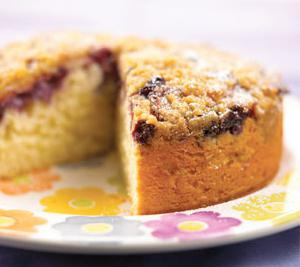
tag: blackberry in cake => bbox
[0,33,284,214]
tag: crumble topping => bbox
[0,33,284,144]
[119,42,284,144]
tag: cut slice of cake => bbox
[117,38,284,214]
[0,33,284,215]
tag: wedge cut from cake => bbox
[0,33,284,214]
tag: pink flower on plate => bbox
[144,211,241,240]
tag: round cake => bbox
[0,33,284,214]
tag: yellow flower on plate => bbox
[177,221,208,232]
[40,187,127,215]
[233,192,286,221]
[81,223,114,234]
[0,209,46,234]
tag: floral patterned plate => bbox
[0,96,299,254]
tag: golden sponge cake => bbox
[0,33,284,214]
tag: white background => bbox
[0,0,299,90]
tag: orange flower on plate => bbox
[40,187,128,216]
[0,169,60,195]
[0,209,46,234]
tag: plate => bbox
[0,96,299,254]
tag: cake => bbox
[0,33,284,214]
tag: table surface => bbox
[0,0,299,266]
[0,227,299,267]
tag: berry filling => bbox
[89,48,117,77]
[0,68,67,121]
[132,120,156,145]
[0,47,117,122]
[203,106,254,137]
[139,76,166,98]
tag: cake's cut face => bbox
[0,33,118,177]
[0,33,284,215]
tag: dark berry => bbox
[139,76,166,98]
[203,121,221,137]
[90,48,112,64]
[132,120,156,144]
[32,67,67,102]
[4,93,31,111]
[139,86,154,98]
[221,107,245,135]
[89,48,116,75]
[203,105,251,137]
[229,124,243,135]
[149,76,166,86]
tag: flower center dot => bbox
[262,202,285,213]
[13,175,31,185]
[0,216,16,228]
[69,198,96,209]
[177,221,207,232]
[82,223,113,234]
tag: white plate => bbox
[0,96,299,254]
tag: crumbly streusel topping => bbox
[0,33,284,143]
[118,38,285,143]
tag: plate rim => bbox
[0,216,299,254]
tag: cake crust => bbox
[132,109,282,214]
